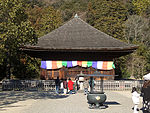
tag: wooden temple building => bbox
[21,15,138,80]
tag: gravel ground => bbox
[0,91,143,113]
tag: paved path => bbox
[0,91,143,113]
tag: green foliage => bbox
[87,0,128,40]
[115,56,131,79]
[0,0,39,80]
[132,0,150,15]
[27,5,62,37]
[12,55,40,80]
[53,0,89,21]
[145,49,150,72]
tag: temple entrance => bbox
[40,66,115,80]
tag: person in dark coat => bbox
[55,77,60,94]
[141,80,150,113]
[89,77,95,92]
[63,78,68,94]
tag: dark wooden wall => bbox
[40,66,115,80]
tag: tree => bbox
[123,15,150,79]
[53,0,89,21]
[27,5,62,37]
[132,0,150,15]
[86,0,128,40]
[0,0,38,80]
[124,15,150,45]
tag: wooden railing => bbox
[2,80,143,91]
[94,80,143,91]
[2,80,56,91]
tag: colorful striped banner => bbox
[77,61,82,66]
[72,61,78,67]
[87,61,92,67]
[52,61,57,69]
[41,61,115,70]
[82,61,87,67]
[41,61,47,69]
[46,61,52,69]
[57,61,62,68]
[62,61,67,67]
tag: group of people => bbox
[131,80,150,113]
[55,76,150,113]
[55,77,75,94]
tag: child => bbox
[131,87,140,113]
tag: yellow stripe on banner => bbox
[57,61,63,68]
[82,61,87,67]
[107,61,113,70]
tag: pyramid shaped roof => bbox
[21,16,138,60]
[24,16,137,51]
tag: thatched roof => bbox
[21,16,138,60]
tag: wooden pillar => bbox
[46,69,48,80]
[52,69,54,79]
[59,69,62,79]
[62,66,65,79]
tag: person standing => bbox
[55,77,60,94]
[63,78,68,94]
[68,78,74,94]
[132,87,140,113]
[89,77,95,92]
[141,80,150,113]
[75,76,80,91]
[60,78,64,94]
[83,79,89,95]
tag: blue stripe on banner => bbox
[67,61,73,67]
[92,61,97,69]
[41,61,47,69]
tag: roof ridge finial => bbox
[74,13,78,18]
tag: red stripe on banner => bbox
[77,61,82,66]
[52,61,57,69]
[102,61,107,70]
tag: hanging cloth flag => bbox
[82,61,87,67]
[41,61,47,69]
[112,63,115,69]
[46,61,52,69]
[72,61,78,67]
[92,61,97,69]
[97,61,103,69]
[67,61,73,67]
[57,61,62,68]
[52,61,57,69]
[102,61,108,70]
[77,61,82,66]
[41,61,114,70]
[62,61,67,67]
[107,61,113,70]
[87,61,92,67]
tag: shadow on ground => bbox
[104,101,120,105]
[0,91,69,106]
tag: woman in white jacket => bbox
[132,87,140,113]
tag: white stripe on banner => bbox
[97,61,103,69]
[72,61,77,67]
[46,61,52,69]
